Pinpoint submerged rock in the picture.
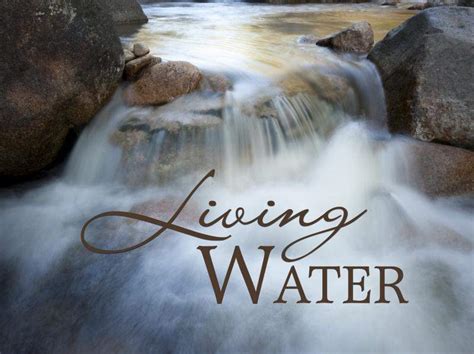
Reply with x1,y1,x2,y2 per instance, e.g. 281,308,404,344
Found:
112,94,224,185
99,0,148,25
124,61,203,106
316,22,374,54
0,0,124,178
199,72,232,93
368,7,474,149
277,68,356,111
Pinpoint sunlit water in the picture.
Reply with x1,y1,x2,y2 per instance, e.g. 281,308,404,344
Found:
1,3,473,353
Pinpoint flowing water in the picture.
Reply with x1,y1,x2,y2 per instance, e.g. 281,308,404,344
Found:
1,3,473,353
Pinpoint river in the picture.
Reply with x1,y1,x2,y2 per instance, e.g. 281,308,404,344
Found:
0,3,472,353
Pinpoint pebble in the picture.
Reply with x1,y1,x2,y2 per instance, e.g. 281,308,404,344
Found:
133,43,150,57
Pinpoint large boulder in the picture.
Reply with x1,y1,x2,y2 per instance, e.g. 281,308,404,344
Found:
99,0,148,25
316,22,374,54
0,0,124,178
429,0,474,6
406,1,474,10
368,7,474,149
124,61,203,106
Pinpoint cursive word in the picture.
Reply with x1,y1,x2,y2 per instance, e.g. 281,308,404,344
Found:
81,170,367,262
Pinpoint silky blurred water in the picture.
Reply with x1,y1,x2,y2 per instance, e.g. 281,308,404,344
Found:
0,3,473,354
122,2,414,74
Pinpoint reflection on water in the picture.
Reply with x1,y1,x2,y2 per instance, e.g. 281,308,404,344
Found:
121,3,414,75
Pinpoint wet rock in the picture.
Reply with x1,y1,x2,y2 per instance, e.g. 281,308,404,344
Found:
123,54,161,81
133,43,150,57
368,7,474,149
277,68,355,108
381,0,398,6
403,140,474,197
124,61,203,106
0,0,124,178
111,93,224,185
316,22,374,54
407,3,432,10
297,34,319,45
99,0,148,25
428,0,474,6
199,72,232,93
124,49,136,63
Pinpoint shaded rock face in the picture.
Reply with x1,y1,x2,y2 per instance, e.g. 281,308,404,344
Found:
124,61,203,106
99,0,148,24
407,3,432,10
368,7,474,150
428,0,474,6
401,140,474,197
317,22,374,53
0,0,124,178
263,0,367,3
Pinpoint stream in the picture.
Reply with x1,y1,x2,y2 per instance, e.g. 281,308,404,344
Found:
0,3,473,353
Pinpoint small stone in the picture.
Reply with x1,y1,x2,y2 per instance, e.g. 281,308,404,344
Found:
124,49,136,63
133,43,150,57
317,22,374,54
199,73,232,93
124,61,203,106
407,3,430,10
124,54,162,81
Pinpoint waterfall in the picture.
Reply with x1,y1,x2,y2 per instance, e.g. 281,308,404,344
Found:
1,3,472,353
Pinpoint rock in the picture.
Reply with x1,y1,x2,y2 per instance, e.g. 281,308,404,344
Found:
368,7,474,150
124,49,136,63
133,43,150,57
297,34,319,45
316,22,374,54
199,73,232,93
402,140,474,197
124,61,203,106
99,0,148,25
428,0,474,6
381,0,398,6
123,54,161,80
277,68,355,109
111,94,223,185
0,0,124,178
407,3,431,10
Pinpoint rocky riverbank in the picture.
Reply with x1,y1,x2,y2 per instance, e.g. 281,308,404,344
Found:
309,7,473,196
0,2,472,198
